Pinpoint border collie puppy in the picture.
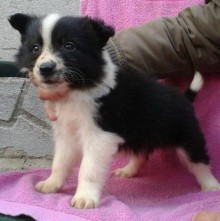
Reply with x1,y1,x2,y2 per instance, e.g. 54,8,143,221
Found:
9,13,220,209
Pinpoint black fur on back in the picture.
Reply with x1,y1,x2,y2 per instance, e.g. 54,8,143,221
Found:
184,88,197,102
96,66,209,164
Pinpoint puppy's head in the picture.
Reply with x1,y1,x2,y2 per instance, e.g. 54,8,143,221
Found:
9,13,114,90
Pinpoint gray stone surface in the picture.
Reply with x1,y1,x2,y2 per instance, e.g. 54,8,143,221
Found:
22,84,50,124
0,158,25,171
0,158,52,171
0,146,27,158
0,78,24,121
10,115,53,157
0,128,11,148
23,158,52,170
0,0,80,171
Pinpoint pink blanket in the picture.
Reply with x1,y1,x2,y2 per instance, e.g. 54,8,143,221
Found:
80,0,203,31
1,0,220,220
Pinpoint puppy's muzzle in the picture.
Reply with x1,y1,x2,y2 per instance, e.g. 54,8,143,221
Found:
40,61,57,77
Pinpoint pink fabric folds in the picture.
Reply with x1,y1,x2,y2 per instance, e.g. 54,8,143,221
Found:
80,0,203,31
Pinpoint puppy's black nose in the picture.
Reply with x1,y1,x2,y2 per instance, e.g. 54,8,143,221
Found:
39,61,56,76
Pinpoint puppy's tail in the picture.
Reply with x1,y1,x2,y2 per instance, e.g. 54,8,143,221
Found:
184,71,204,102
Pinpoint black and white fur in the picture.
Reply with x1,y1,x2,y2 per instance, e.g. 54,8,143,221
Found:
9,13,220,209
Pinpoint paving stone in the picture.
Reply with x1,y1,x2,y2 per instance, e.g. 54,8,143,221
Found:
0,158,25,171
0,127,12,148
10,115,53,157
0,78,25,121
0,146,27,158
22,84,49,123
23,158,52,170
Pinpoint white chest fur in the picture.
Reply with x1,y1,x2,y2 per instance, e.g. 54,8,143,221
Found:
53,92,100,155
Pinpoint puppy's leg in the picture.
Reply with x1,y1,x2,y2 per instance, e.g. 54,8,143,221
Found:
35,133,79,193
176,148,220,191
176,120,220,191
71,132,121,209
114,153,145,178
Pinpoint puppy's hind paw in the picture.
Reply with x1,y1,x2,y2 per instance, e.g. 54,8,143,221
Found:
201,180,220,192
114,167,137,178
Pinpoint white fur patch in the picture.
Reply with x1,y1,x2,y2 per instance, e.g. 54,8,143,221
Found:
42,14,61,50
176,149,220,191
33,14,63,84
190,71,204,92
20,67,29,74
189,163,220,191
88,49,118,98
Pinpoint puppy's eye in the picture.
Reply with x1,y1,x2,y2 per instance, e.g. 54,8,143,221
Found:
32,44,40,53
64,42,76,51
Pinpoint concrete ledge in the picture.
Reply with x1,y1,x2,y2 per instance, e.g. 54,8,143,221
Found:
0,158,52,172
0,78,25,121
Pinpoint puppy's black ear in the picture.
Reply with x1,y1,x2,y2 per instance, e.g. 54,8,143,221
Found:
89,17,115,47
8,13,32,35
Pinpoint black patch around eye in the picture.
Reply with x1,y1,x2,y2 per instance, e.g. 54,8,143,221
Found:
14,17,44,71
63,42,76,51
32,44,40,53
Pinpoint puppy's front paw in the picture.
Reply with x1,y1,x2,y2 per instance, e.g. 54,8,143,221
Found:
35,180,59,194
70,196,98,209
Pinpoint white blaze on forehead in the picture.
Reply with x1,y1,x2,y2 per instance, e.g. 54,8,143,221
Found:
33,14,62,84
42,14,61,49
